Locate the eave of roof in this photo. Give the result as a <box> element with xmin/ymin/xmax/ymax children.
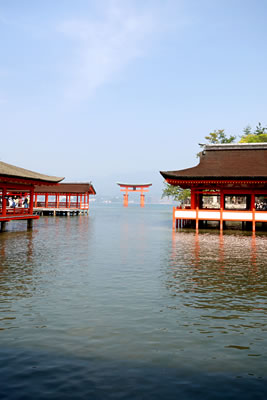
<box><xmin>34</xmin><ymin>182</ymin><xmax>96</xmax><ymax>194</ymax></box>
<box><xmin>160</xmin><ymin>143</ymin><xmax>267</xmax><ymax>181</ymax></box>
<box><xmin>0</xmin><ymin>161</ymin><xmax>64</xmax><ymax>184</ymax></box>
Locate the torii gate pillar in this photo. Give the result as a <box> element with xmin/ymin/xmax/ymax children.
<box><xmin>117</xmin><ymin>183</ymin><xmax>152</xmax><ymax>208</ymax></box>
<box><xmin>123</xmin><ymin>193</ymin><xmax>129</xmax><ymax>207</ymax></box>
<box><xmin>140</xmin><ymin>193</ymin><xmax>145</xmax><ymax>208</ymax></box>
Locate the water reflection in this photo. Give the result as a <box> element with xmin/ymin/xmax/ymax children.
<box><xmin>0</xmin><ymin>230</ymin><xmax>34</xmax><ymax>296</ymax></box>
<box><xmin>168</xmin><ymin>231</ymin><xmax>267</xmax><ymax>360</ymax></box>
<box><xmin>0</xmin><ymin>216</ymin><xmax>93</xmax><ymax>332</ymax></box>
<box><xmin>0</xmin><ymin>208</ymin><xmax>267</xmax><ymax>399</ymax></box>
<box><xmin>170</xmin><ymin>231</ymin><xmax>267</xmax><ymax>308</ymax></box>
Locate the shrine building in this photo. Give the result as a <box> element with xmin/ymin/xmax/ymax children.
<box><xmin>33</xmin><ymin>182</ymin><xmax>96</xmax><ymax>215</ymax></box>
<box><xmin>0</xmin><ymin>161</ymin><xmax>64</xmax><ymax>231</ymax></box>
<box><xmin>160</xmin><ymin>143</ymin><xmax>267</xmax><ymax>232</ymax></box>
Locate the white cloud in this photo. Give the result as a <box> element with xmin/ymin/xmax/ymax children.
<box><xmin>58</xmin><ymin>1</ymin><xmax>159</xmax><ymax>101</ymax></box>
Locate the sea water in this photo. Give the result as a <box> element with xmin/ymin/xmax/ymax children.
<box><xmin>0</xmin><ymin>204</ymin><xmax>266</xmax><ymax>399</ymax></box>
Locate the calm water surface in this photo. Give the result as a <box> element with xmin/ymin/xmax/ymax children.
<box><xmin>0</xmin><ymin>204</ymin><xmax>266</xmax><ymax>399</ymax></box>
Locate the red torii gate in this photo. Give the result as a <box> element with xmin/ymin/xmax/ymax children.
<box><xmin>117</xmin><ymin>183</ymin><xmax>152</xmax><ymax>207</ymax></box>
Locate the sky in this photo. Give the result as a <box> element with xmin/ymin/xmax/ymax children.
<box><xmin>1</xmin><ymin>0</ymin><xmax>267</xmax><ymax>199</ymax></box>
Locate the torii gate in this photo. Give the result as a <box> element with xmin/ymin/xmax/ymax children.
<box><xmin>117</xmin><ymin>183</ymin><xmax>152</xmax><ymax>207</ymax></box>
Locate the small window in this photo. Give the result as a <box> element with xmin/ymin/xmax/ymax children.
<box><xmin>224</xmin><ymin>195</ymin><xmax>249</xmax><ymax>210</ymax></box>
<box><xmin>255</xmin><ymin>195</ymin><xmax>267</xmax><ymax>211</ymax></box>
<box><xmin>201</xmin><ymin>195</ymin><xmax>220</xmax><ymax>209</ymax></box>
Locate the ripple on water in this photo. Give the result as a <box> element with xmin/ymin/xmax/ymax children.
<box><xmin>0</xmin><ymin>208</ymin><xmax>267</xmax><ymax>399</ymax></box>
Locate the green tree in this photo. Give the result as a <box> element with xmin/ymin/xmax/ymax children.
<box><xmin>162</xmin><ymin>129</ymin><xmax>236</xmax><ymax>203</ymax></box>
<box><xmin>243</xmin><ymin>125</ymin><xmax>252</xmax><ymax>136</ymax></box>
<box><xmin>161</xmin><ymin>181</ymin><xmax>190</xmax><ymax>204</ymax></box>
<box><xmin>240</xmin><ymin>133</ymin><xmax>267</xmax><ymax>143</ymax></box>
<box><xmin>239</xmin><ymin>122</ymin><xmax>267</xmax><ymax>142</ymax></box>
<box><xmin>203</xmin><ymin>129</ymin><xmax>236</xmax><ymax>144</ymax></box>
<box><xmin>197</xmin><ymin>129</ymin><xmax>236</xmax><ymax>158</ymax></box>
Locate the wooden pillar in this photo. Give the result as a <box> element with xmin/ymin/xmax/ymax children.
<box><xmin>220</xmin><ymin>189</ymin><xmax>224</xmax><ymax>209</ymax></box>
<box><xmin>123</xmin><ymin>191</ymin><xmax>128</xmax><ymax>207</ymax></box>
<box><xmin>1</xmin><ymin>221</ymin><xmax>7</xmax><ymax>232</ymax></box>
<box><xmin>251</xmin><ymin>193</ymin><xmax>255</xmax><ymax>210</ymax></box>
<box><xmin>34</xmin><ymin>194</ymin><xmax>37</xmax><ymax>207</ymax></box>
<box><xmin>140</xmin><ymin>192</ymin><xmax>145</xmax><ymax>207</ymax></box>
<box><xmin>172</xmin><ymin>206</ymin><xmax>176</xmax><ymax>230</ymax></box>
<box><xmin>27</xmin><ymin>219</ymin><xmax>33</xmax><ymax>230</ymax></box>
<box><xmin>2</xmin><ymin>187</ymin><xmax>7</xmax><ymax>217</ymax></box>
<box><xmin>191</xmin><ymin>188</ymin><xmax>196</xmax><ymax>209</ymax></box>
<box><xmin>29</xmin><ymin>188</ymin><xmax>34</xmax><ymax>214</ymax></box>
<box><xmin>79</xmin><ymin>195</ymin><xmax>82</xmax><ymax>209</ymax></box>
<box><xmin>45</xmin><ymin>193</ymin><xmax>48</xmax><ymax>208</ymax></box>
<box><xmin>220</xmin><ymin>207</ymin><xmax>223</xmax><ymax>232</ymax></box>
<box><xmin>196</xmin><ymin>206</ymin><xmax>199</xmax><ymax>231</ymax></box>
<box><xmin>56</xmin><ymin>194</ymin><xmax>59</xmax><ymax>208</ymax></box>
<box><xmin>196</xmin><ymin>192</ymin><xmax>200</xmax><ymax>209</ymax></box>
<box><xmin>252</xmin><ymin>208</ymin><xmax>256</xmax><ymax>233</ymax></box>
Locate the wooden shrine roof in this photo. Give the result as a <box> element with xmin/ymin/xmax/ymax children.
<box><xmin>34</xmin><ymin>182</ymin><xmax>96</xmax><ymax>195</ymax></box>
<box><xmin>160</xmin><ymin>143</ymin><xmax>267</xmax><ymax>182</ymax></box>
<box><xmin>0</xmin><ymin>161</ymin><xmax>64</xmax><ymax>184</ymax></box>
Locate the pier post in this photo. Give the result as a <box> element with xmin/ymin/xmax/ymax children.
<box><xmin>1</xmin><ymin>221</ymin><xmax>7</xmax><ymax>232</ymax></box>
<box><xmin>172</xmin><ymin>207</ymin><xmax>176</xmax><ymax>230</ymax></box>
<box><xmin>252</xmin><ymin>208</ymin><xmax>256</xmax><ymax>233</ymax></box>
<box><xmin>27</xmin><ymin>219</ymin><xmax>33</xmax><ymax>230</ymax></box>
<box><xmin>196</xmin><ymin>207</ymin><xmax>199</xmax><ymax>231</ymax></box>
<box><xmin>220</xmin><ymin>208</ymin><xmax>223</xmax><ymax>232</ymax></box>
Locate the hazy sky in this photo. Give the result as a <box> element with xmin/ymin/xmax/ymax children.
<box><xmin>1</xmin><ymin>0</ymin><xmax>267</xmax><ymax>197</ymax></box>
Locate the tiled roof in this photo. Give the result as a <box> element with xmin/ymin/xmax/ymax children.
<box><xmin>160</xmin><ymin>143</ymin><xmax>267</xmax><ymax>181</ymax></box>
<box><xmin>34</xmin><ymin>182</ymin><xmax>96</xmax><ymax>194</ymax></box>
<box><xmin>0</xmin><ymin>161</ymin><xmax>64</xmax><ymax>183</ymax></box>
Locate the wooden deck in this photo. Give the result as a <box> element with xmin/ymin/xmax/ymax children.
<box><xmin>0</xmin><ymin>208</ymin><xmax>39</xmax><ymax>222</ymax></box>
<box><xmin>173</xmin><ymin>207</ymin><xmax>267</xmax><ymax>232</ymax></box>
<box><xmin>0</xmin><ymin>209</ymin><xmax>39</xmax><ymax>231</ymax></box>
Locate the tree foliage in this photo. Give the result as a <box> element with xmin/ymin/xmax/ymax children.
<box><xmin>162</xmin><ymin>123</ymin><xmax>267</xmax><ymax>202</ymax></box>
<box><xmin>240</xmin><ymin>133</ymin><xmax>267</xmax><ymax>143</ymax></box>
<box><xmin>161</xmin><ymin>181</ymin><xmax>190</xmax><ymax>204</ymax></box>
<box><xmin>197</xmin><ymin>129</ymin><xmax>236</xmax><ymax>158</ymax></box>
<box><xmin>203</xmin><ymin>129</ymin><xmax>236</xmax><ymax>144</ymax></box>
<box><xmin>239</xmin><ymin>122</ymin><xmax>267</xmax><ymax>143</ymax></box>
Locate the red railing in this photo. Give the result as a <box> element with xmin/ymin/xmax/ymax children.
<box><xmin>34</xmin><ymin>202</ymin><xmax>89</xmax><ymax>210</ymax></box>
<box><xmin>173</xmin><ymin>207</ymin><xmax>267</xmax><ymax>232</ymax></box>
<box><xmin>0</xmin><ymin>207</ymin><xmax>31</xmax><ymax>217</ymax></box>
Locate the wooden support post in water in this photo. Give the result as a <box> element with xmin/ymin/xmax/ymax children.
<box><xmin>1</xmin><ymin>221</ymin><xmax>7</xmax><ymax>232</ymax></box>
<box><xmin>252</xmin><ymin>208</ymin><xmax>256</xmax><ymax>233</ymax></box>
<box><xmin>27</xmin><ymin>219</ymin><xmax>33</xmax><ymax>230</ymax></box>
<box><xmin>220</xmin><ymin>208</ymin><xmax>223</xmax><ymax>232</ymax></box>
<box><xmin>172</xmin><ymin>207</ymin><xmax>175</xmax><ymax>230</ymax></box>
<box><xmin>196</xmin><ymin>207</ymin><xmax>199</xmax><ymax>231</ymax></box>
